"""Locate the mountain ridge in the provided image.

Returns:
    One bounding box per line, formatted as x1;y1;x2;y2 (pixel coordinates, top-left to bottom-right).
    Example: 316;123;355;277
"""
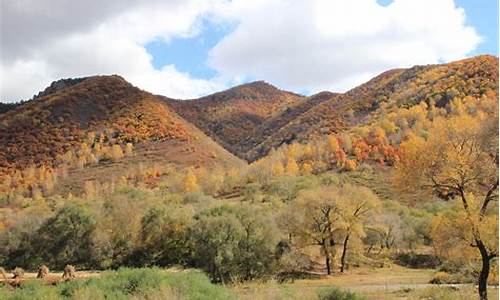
1;55;497;178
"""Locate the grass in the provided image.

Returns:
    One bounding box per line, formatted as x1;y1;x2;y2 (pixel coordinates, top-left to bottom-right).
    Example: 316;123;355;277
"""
1;266;497;299
0;268;234;300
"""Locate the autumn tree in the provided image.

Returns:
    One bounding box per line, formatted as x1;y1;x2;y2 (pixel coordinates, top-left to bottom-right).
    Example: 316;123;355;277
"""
337;184;380;272
292;187;342;274
183;169;199;193
110;144;124;161
396;114;498;300
272;161;285;177
285;157;299;176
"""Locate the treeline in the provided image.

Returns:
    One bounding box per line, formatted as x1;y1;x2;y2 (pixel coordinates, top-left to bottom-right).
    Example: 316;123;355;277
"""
0;172;438;283
0;131;134;200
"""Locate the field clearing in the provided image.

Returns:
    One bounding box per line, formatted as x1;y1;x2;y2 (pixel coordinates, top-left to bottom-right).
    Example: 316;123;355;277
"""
0;266;498;299
231;265;499;300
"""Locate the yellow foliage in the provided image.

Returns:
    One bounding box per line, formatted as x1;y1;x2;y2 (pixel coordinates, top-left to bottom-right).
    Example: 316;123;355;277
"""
183;169;199;193
110;144;124;161
285;157;299;176
272;161;285;176
344;159;357;171
301;162;313;175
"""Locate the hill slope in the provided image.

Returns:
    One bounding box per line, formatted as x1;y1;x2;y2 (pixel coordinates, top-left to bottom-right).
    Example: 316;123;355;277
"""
245;55;499;160
164;81;306;157
0;76;244;195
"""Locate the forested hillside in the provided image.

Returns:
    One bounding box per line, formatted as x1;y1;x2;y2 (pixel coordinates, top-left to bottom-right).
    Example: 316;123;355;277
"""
0;55;498;300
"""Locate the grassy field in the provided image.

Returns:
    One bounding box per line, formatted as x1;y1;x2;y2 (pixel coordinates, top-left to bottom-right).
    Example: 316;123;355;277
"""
232;265;499;300
1;266;497;300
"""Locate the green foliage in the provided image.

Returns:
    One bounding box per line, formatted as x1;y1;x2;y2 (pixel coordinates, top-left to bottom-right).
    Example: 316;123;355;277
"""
130;205;193;267
191;204;279;282
37;204;97;269
0;268;234;300
394;252;441;269
0;280;60;300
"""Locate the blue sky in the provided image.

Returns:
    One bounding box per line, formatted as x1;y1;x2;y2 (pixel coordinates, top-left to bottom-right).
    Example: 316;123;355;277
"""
145;21;235;80
456;0;499;55
145;0;499;82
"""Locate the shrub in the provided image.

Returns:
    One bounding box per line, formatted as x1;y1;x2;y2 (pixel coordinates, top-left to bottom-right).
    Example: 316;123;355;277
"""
0;268;234;300
34;204;97;269
394;252;441;269
2;280;60;300
429;272;455;284
318;287;366;300
191;205;279;283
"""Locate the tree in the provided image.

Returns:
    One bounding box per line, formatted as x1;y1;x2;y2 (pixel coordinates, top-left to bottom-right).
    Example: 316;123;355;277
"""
272;161;285;177
183;169;199;193
337;184;380;272
34;204;97;269
191;205;279;282
136;206;192;266
343;159;357;171
396;114;498;300
301;162;313;175
292;187;342;275
124;143;134;156
328;135;340;153
285;157;299;176
110;144;124;161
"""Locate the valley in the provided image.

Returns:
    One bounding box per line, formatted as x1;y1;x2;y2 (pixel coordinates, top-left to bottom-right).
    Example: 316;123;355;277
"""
0;55;498;300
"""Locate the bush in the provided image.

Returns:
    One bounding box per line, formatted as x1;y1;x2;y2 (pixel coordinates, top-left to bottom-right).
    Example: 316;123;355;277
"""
318;287;366;300
394;252;441;269
436;261;477;284
191;205;279;283
429;272;454;284
0;280;60;300
276;250;314;283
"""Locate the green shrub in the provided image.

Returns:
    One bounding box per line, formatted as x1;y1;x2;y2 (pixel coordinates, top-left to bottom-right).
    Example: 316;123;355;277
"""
2;280;60;300
64;268;233;299
394;252;441;269
318;287;365;300
191;205;279;283
0;268;234;300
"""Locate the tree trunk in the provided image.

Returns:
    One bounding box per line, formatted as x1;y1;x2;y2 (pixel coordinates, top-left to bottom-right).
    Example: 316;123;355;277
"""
477;239;490;300
325;254;331;275
340;234;350;273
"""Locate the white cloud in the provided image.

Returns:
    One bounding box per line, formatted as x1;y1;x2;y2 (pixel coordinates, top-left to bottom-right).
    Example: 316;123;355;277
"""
0;0;227;102
0;0;481;102
209;0;481;93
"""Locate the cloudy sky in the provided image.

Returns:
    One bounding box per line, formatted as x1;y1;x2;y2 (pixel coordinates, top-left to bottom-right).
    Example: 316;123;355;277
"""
0;0;498;102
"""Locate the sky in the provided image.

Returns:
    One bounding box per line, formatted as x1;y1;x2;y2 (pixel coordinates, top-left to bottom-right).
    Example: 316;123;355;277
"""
0;0;498;103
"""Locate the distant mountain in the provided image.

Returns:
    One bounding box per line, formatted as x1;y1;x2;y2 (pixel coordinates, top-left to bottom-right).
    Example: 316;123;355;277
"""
165;55;498;162
0;75;244;186
0;55;496;195
244;55;499;160
164;81;306;157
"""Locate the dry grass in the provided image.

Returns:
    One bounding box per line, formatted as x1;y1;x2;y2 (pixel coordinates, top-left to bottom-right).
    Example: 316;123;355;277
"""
231;265;500;300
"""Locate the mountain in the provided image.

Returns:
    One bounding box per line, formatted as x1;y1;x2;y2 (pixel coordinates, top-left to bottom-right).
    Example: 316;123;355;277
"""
0;55;497;196
0;75;244;194
164;81;306;157
244;55;499;160
165;55;498;162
